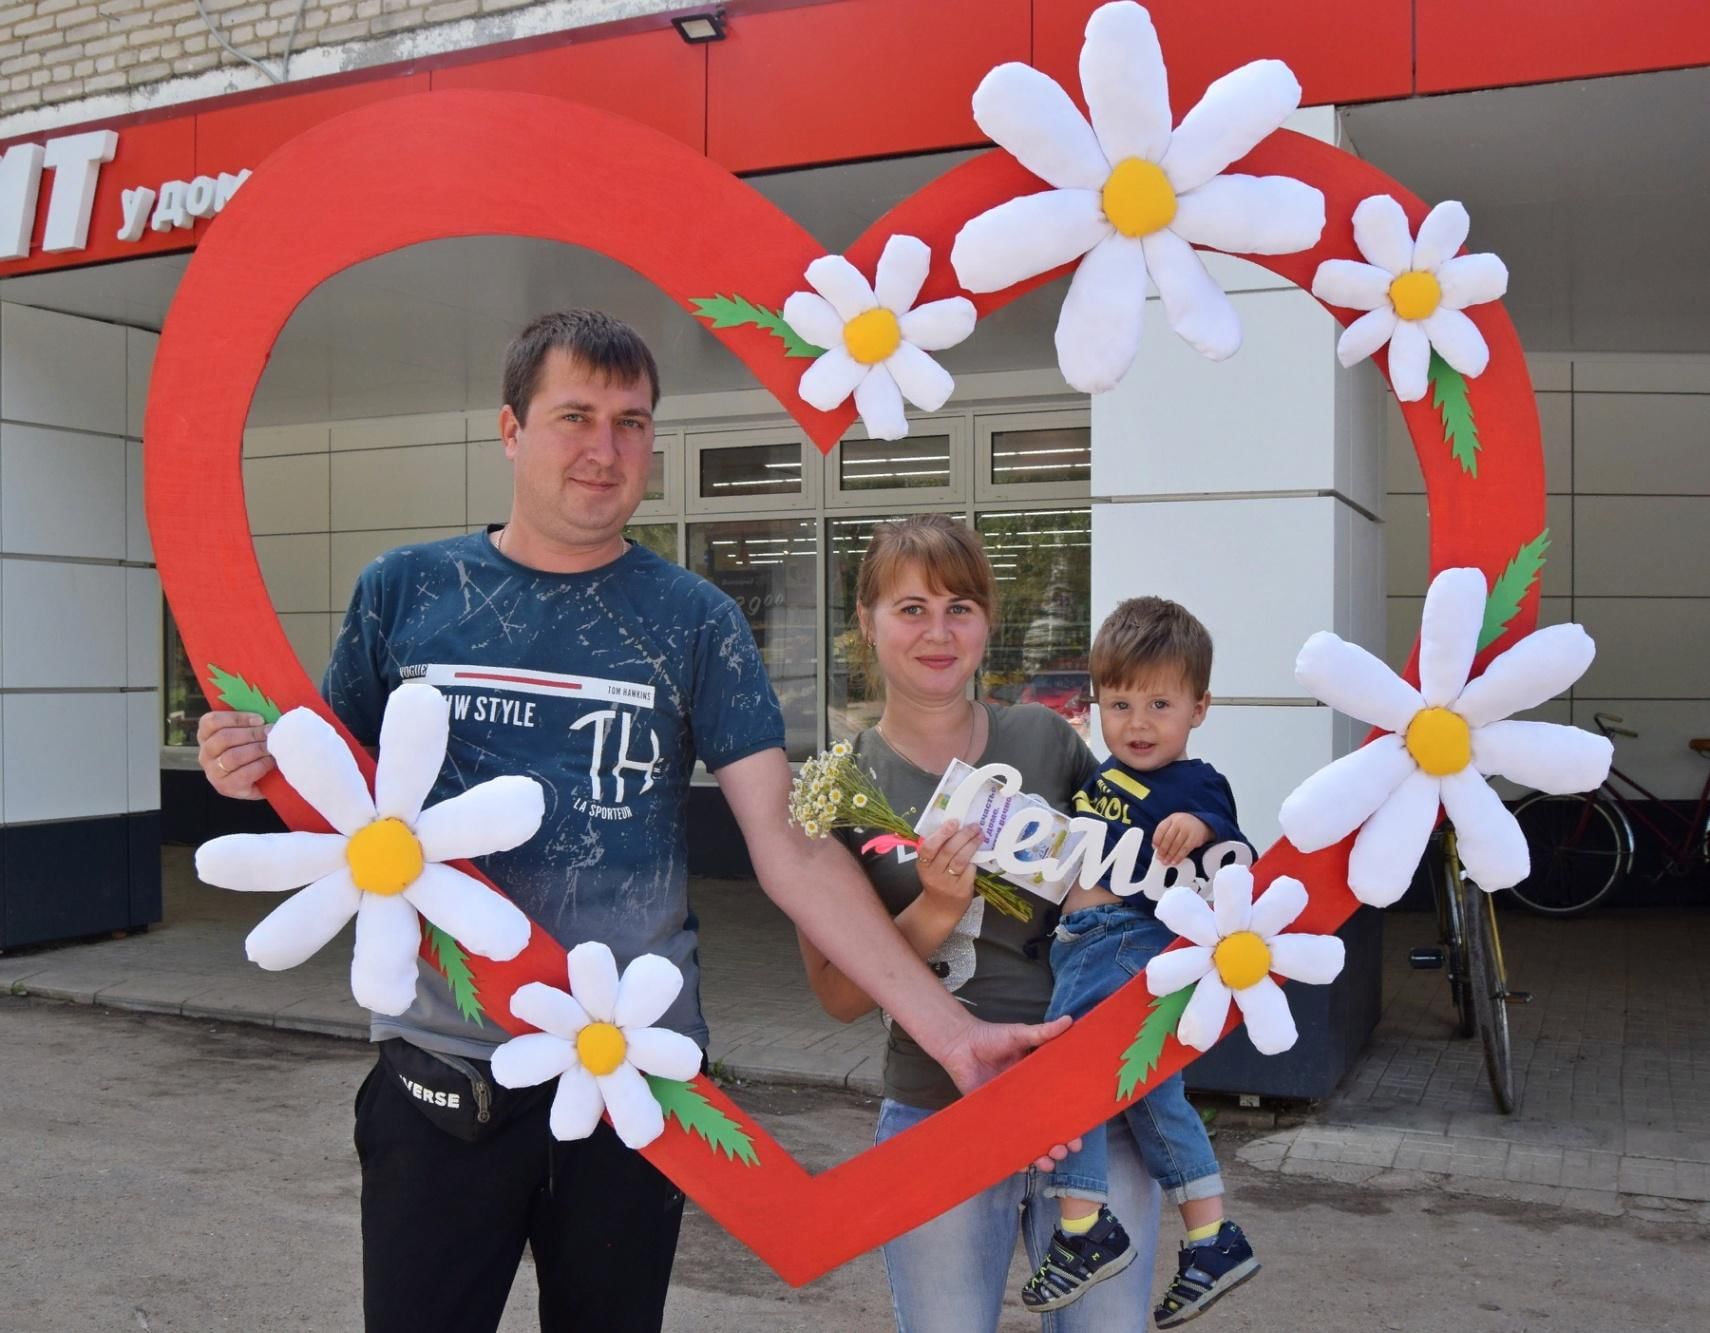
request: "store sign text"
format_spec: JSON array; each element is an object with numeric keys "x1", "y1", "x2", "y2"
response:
[{"x1": 0, "y1": 127, "x2": 251, "y2": 262}]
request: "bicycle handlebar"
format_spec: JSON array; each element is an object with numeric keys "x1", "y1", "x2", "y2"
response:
[{"x1": 1593, "y1": 711, "x2": 1639, "y2": 739}]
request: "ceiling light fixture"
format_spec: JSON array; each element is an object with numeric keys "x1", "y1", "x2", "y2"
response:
[{"x1": 672, "y1": 10, "x2": 726, "y2": 43}]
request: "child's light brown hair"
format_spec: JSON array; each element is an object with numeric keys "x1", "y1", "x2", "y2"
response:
[{"x1": 1090, "y1": 596, "x2": 1213, "y2": 698}]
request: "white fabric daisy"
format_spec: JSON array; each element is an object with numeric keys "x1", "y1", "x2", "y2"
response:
[
  {"x1": 195, "y1": 683, "x2": 539, "y2": 1015},
  {"x1": 1279, "y1": 568, "x2": 1613, "y2": 906},
  {"x1": 491, "y1": 942, "x2": 703, "y2": 1149},
  {"x1": 1144, "y1": 866, "x2": 1344, "y2": 1055},
  {"x1": 949, "y1": 0, "x2": 1324, "y2": 393},
  {"x1": 781, "y1": 233, "x2": 976, "y2": 441},
  {"x1": 1311, "y1": 195, "x2": 1508, "y2": 401}
]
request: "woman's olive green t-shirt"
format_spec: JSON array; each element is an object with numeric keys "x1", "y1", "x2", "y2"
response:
[{"x1": 837, "y1": 703, "x2": 1097, "y2": 1110}]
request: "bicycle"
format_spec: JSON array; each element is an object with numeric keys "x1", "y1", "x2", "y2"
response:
[
  {"x1": 1508, "y1": 713, "x2": 1710, "y2": 917},
  {"x1": 1408, "y1": 825, "x2": 1527, "y2": 1114}
]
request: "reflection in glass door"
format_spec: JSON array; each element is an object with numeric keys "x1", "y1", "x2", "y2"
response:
[{"x1": 687, "y1": 518, "x2": 819, "y2": 761}]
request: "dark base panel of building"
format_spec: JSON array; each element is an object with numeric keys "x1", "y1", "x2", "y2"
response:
[{"x1": 0, "y1": 811, "x2": 161, "y2": 950}]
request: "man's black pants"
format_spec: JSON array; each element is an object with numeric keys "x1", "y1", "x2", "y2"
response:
[{"x1": 355, "y1": 1049, "x2": 686, "y2": 1332}]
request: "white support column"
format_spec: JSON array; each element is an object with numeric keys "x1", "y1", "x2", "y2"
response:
[{"x1": 1088, "y1": 109, "x2": 1388, "y2": 851}]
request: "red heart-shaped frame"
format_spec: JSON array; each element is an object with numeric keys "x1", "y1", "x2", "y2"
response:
[{"x1": 146, "y1": 92, "x2": 1544, "y2": 1286}]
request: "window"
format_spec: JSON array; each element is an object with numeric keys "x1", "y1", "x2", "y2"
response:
[
  {"x1": 163, "y1": 609, "x2": 211, "y2": 747},
  {"x1": 625, "y1": 522, "x2": 680, "y2": 564},
  {"x1": 977, "y1": 508, "x2": 1093, "y2": 741},
  {"x1": 976, "y1": 410, "x2": 1092, "y2": 500},
  {"x1": 687, "y1": 518, "x2": 819, "y2": 761},
  {"x1": 687, "y1": 426, "x2": 820, "y2": 513},
  {"x1": 825, "y1": 415, "x2": 968, "y2": 508},
  {"x1": 632, "y1": 431, "x2": 682, "y2": 518},
  {"x1": 823, "y1": 514, "x2": 898, "y2": 745}
]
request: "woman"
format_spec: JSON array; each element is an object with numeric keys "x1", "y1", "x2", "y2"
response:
[{"x1": 798, "y1": 514, "x2": 1162, "y2": 1332}]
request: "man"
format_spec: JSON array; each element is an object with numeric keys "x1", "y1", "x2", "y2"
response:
[{"x1": 199, "y1": 310, "x2": 1068, "y2": 1332}]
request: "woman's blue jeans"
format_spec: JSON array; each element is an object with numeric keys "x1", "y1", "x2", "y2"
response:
[{"x1": 874, "y1": 1097, "x2": 1162, "y2": 1332}]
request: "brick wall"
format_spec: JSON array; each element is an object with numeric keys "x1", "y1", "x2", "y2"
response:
[{"x1": 0, "y1": 0, "x2": 651, "y2": 119}]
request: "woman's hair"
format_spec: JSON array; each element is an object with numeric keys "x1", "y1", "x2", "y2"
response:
[{"x1": 855, "y1": 514, "x2": 999, "y2": 623}]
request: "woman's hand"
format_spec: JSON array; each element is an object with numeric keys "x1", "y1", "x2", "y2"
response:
[{"x1": 914, "y1": 819, "x2": 984, "y2": 914}]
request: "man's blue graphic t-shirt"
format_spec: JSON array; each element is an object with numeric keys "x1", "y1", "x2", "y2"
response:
[
  {"x1": 1073, "y1": 756, "x2": 1254, "y2": 896},
  {"x1": 323, "y1": 530, "x2": 784, "y2": 1059}
]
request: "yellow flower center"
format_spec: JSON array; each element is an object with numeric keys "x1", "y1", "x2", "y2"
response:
[
  {"x1": 1101, "y1": 157, "x2": 1177, "y2": 238},
  {"x1": 576, "y1": 1022, "x2": 628, "y2": 1076},
  {"x1": 1388, "y1": 270, "x2": 1442, "y2": 322},
  {"x1": 1212, "y1": 931, "x2": 1272, "y2": 992},
  {"x1": 1405, "y1": 706, "x2": 1472, "y2": 776},
  {"x1": 843, "y1": 307, "x2": 902, "y2": 365},
  {"x1": 345, "y1": 817, "x2": 424, "y2": 896}
]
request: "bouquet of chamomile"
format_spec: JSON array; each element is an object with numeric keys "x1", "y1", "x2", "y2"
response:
[{"x1": 788, "y1": 741, "x2": 1033, "y2": 921}]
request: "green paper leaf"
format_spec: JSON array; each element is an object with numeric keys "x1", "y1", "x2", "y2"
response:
[
  {"x1": 1428, "y1": 351, "x2": 1480, "y2": 476},
  {"x1": 424, "y1": 923, "x2": 486, "y2": 1026},
  {"x1": 1477, "y1": 528, "x2": 1551, "y2": 652},
  {"x1": 690, "y1": 294, "x2": 825, "y2": 359},
  {"x1": 645, "y1": 1075, "x2": 760, "y2": 1165},
  {"x1": 206, "y1": 664, "x2": 283, "y2": 723},
  {"x1": 1116, "y1": 985, "x2": 1194, "y2": 1102}
]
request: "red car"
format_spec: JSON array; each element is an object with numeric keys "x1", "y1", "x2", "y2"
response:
[{"x1": 1018, "y1": 671, "x2": 1092, "y2": 724}]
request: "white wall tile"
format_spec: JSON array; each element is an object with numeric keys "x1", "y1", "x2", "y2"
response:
[
  {"x1": 330, "y1": 412, "x2": 467, "y2": 452},
  {"x1": 1571, "y1": 355, "x2": 1710, "y2": 394},
  {"x1": 253, "y1": 533, "x2": 331, "y2": 615},
  {"x1": 331, "y1": 443, "x2": 466, "y2": 530},
  {"x1": 243, "y1": 453, "x2": 330, "y2": 535},
  {"x1": 1191, "y1": 704, "x2": 1336, "y2": 853},
  {"x1": 1, "y1": 691, "x2": 129, "y2": 822},
  {"x1": 126, "y1": 568, "x2": 161, "y2": 690},
  {"x1": 0, "y1": 559, "x2": 127, "y2": 688},
  {"x1": 0, "y1": 424, "x2": 127, "y2": 560},
  {"x1": 1093, "y1": 497, "x2": 1343, "y2": 699},
  {"x1": 1574, "y1": 496, "x2": 1710, "y2": 597},
  {"x1": 1385, "y1": 391, "x2": 1570, "y2": 495},
  {"x1": 244, "y1": 423, "x2": 331, "y2": 457},
  {"x1": 465, "y1": 407, "x2": 504, "y2": 444},
  {"x1": 1334, "y1": 350, "x2": 1388, "y2": 518},
  {"x1": 127, "y1": 690, "x2": 160, "y2": 811},
  {"x1": 1575, "y1": 598, "x2": 1710, "y2": 699},
  {"x1": 0, "y1": 303, "x2": 126, "y2": 436},
  {"x1": 1092, "y1": 289, "x2": 1339, "y2": 497},
  {"x1": 1338, "y1": 503, "x2": 1385, "y2": 652},
  {"x1": 1525, "y1": 357, "x2": 1573, "y2": 393},
  {"x1": 1570, "y1": 698, "x2": 1710, "y2": 800},
  {"x1": 1575, "y1": 394, "x2": 1710, "y2": 495},
  {"x1": 126, "y1": 327, "x2": 157, "y2": 440},
  {"x1": 329, "y1": 527, "x2": 464, "y2": 607},
  {"x1": 468, "y1": 439, "x2": 511, "y2": 527},
  {"x1": 278, "y1": 612, "x2": 333, "y2": 686},
  {"x1": 126, "y1": 439, "x2": 152, "y2": 563}
]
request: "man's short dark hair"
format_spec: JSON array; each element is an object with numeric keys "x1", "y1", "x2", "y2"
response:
[{"x1": 502, "y1": 309, "x2": 661, "y2": 422}]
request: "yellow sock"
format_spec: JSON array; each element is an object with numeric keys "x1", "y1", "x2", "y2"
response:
[
  {"x1": 1185, "y1": 1218, "x2": 1224, "y2": 1244},
  {"x1": 1060, "y1": 1209, "x2": 1100, "y2": 1235}
]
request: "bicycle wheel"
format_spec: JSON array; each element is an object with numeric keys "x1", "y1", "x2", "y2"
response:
[
  {"x1": 1463, "y1": 887, "x2": 1516, "y2": 1114},
  {"x1": 1509, "y1": 792, "x2": 1628, "y2": 916},
  {"x1": 1434, "y1": 837, "x2": 1475, "y2": 1038}
]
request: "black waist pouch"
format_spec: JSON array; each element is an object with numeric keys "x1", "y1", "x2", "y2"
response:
[{"x1": 378, "y1": 1037, "x2": 549, "y2": 1144}]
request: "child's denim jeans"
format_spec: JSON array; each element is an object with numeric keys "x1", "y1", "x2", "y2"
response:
[{"x1": 1044, "y1": 902, "x2": 1224, "y2": 1206}]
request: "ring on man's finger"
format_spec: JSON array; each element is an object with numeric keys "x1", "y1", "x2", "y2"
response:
[{"x1": 215, "y1": 756, "x2": 229, "y2": 774}]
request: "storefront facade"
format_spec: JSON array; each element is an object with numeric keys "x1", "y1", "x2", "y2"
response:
[{"x1": 2, "y1": 3, "x2": 1707, "y2": 1094}]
